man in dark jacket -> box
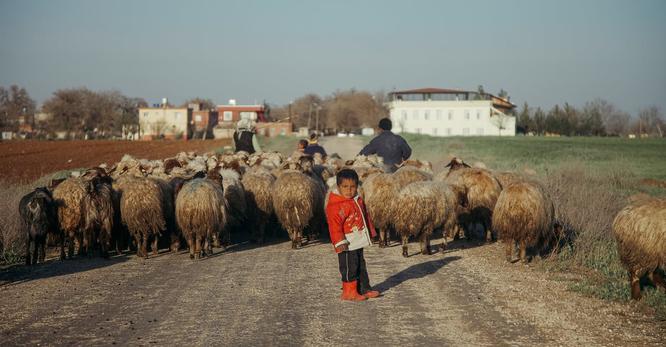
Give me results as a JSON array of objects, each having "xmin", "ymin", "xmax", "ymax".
[
  {"xmin": 359, "ymin": 118, "xmax": 411, "ymax": 172},
  {"xmin": 303, "ymin": 133, "xmax": 327, "ymax": 159}
]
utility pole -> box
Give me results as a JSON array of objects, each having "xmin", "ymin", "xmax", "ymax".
[{"xmin": 315, "ymin": 104, "xmax": 321, "ymax": 135}]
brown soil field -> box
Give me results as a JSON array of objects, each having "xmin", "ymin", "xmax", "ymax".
[{"xmin": 0, "ymin": 139, "xmax": 232, "ymax": 184}]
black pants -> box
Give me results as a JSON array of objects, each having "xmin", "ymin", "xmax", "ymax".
[{"xmin": 338, "ymin": 248, "xmax": 372, "ymax": 294}]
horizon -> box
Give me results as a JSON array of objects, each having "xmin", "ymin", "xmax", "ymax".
[{"xmin": 1, "ymin": 0, "xmax": 665, "ymax": 115}]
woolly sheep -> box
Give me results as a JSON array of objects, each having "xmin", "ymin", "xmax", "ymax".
[
  {"xmin": 392, "ymin": 181, "xmax": 457, "ymax": 257},
  {"xmin": 271, "ymin": 171, "xmax": 325, "ymax": 249},
  {"xmin": 361, "ymin": 173, "xmax": 400, "ymax": 248},
  {"xmin": 19, "ymin": 187, "xmax": 58, "ymax": 265},
  {"xmin": 52, "ymin": 177, "xmax": 87, "ymax": 259},
  {"xmin": 492, "ymin": 181, "xmax": 555, "ymax": 263},
  {"xmin": 82, "ymin": 176, "xmax": 115, "ymax": 258},
  {"xmin": 115, "ymin": 177, "xmax": 167, "ymax": 258},
  {"xmin": 612, "ymin": 197, "xmax": 666, "ymax": 300},
  {"xmin": 176, "ymin": 178, "xmax": 228, "ymax": 259},
  {"xmin": 435, "ymin": 166, "xmax": 501, "ymax": 242},
  {"xmin": 242, "ymin": 168, "xmax": 276, "ymax": 243}
]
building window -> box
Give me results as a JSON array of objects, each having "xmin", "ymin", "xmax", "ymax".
[
  {"xmin": 433, "ymin": 128, "xmax": 438, "ymax": 135},
  {"xmin": 448, "ymin": 111, "xmax": 453, "ymax": 120},
  {"xmin": 402, "ymin": 110, "xmax": 407, "ymax": 120},
  {"xmin": 223, "ymin": 111, "xmax": 233, "ymax": 121},
  {"xmin": 436, "ymin": 110, "xmax": 442, "ymax": 120},
  {"xmin": 446, "ymin": 128, "xmax": 452, "ymax": 135},
  {"xmin": 175, "ymin": 112, "xmax": 181, "ymax": 120},
  {"xmin": 412, "ymin": 110, "xmax": 418, "ymax": 120},
  {"xmin": 280, "ymin": 128, "xmax": 286, "ymax": 136},
  {"xmin": 463, "ymin": 128, "xmax": 470, "ymax": 135},
  {"xmin": 195, "ymin": 115, "xmax": 202, "ymax": 122},
  {"xmin": 424, "ymin": 110, "xmax": 430, "ymax": 120},
  {"xmin": 476, "ymin": 110, "xmax": 481, "ymax": 120},
  {"xmin": 465, "ymin": 110, "xmax": 470, "ymax": 120},
  {"xmin": 477, "ymin": 128, "xmax": 484, "ymax": 135},
  {"xmin": 143, "ymin": 112, "xmax": 149, "ymax": 118}
]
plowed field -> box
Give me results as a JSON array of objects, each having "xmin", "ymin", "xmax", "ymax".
[{"xmin": 0, "ymin": 140, "xmax": 231, "ymax": 184}]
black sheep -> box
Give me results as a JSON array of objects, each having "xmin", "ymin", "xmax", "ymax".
[{"xmin": 19, "ymin": 187, "xmax": 58, "ymax": 265}]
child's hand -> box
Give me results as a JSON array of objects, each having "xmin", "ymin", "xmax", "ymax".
[{"xmin": 336, "ymin": 244, "xmax": 348, "ymax": 252}]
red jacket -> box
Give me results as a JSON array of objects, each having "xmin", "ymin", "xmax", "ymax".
[{"xmin": 325, "ymin": 190, "xmax": 377, "ymax": 253}]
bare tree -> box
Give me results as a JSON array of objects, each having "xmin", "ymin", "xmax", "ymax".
[
  {"xmin": 637, "ymin": 106, "xmax": 664, "ymax": 137},
  {"xmin": 0, "ymin": 85, "xmax": 36, "ymax": 131},
  {"xmin": 180, "ymin": 97, "xmax": 215, "ymax": 110}
]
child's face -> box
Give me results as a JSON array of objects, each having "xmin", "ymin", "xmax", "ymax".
[{"xmin": 338, "ymin": 178, "xmax": 358, "ymax": 199}]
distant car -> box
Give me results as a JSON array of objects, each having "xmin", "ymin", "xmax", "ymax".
[
  {"xmin": 337, "ymin": 132, "xmax": 348, "ymax": 137},
  {"xmin": 348, "ymin": 133, "xmax": 355, "ymax": 137}
]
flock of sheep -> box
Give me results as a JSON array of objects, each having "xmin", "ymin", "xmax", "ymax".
[{"xmin": 18, "ymin": 148, "xmax": 666, "ymax": 300}]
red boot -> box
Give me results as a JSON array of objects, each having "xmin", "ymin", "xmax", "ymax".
[
  {"xmin": 341, "ymin": 281, "xmax": 367, "ymax": 301},
  {"xmin": 362, "ymin": 289, "xmax": 380, "ymax": 299}
]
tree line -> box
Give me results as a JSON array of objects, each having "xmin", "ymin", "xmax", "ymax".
[
  {"xmin": 515, "ymin": 99, "xmax": 664, "ymax": 137},
  {"xmin": 1, "ymin": 84, "xmax": 663, "ymax": 138}
]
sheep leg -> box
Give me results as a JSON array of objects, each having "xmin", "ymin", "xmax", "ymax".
[
  {"xmin": 519, "ymin": 239, "xmax": 528, "ymax": 263},
  {"xmin": 630, "ymin": 272, "xmax": 642, "ymax": 300},
  {"xmin": 134, "ymin": 234, "xmax": 142, "ymax": 258},
  {"xmin": 151, "ymin": 235, "xmax": 158, "ymax": 256},
  {"xmin": 401, "ymin": 235, "xmax": 409, "ymax": 258},
  {"xmin": 39, "ymin": 237, "xmax": 46, "ymax": 263},
  {"xmin": 420, "ymin": 233, "xmax": 431, "ymax": 255},
  {"xmin": 76, "ymin": 233, "xmax": 85, "ymax": 257},
  {"xmin": 187, "ymin": 234, "xmax": 194, "ymax": 259},
  {"xmin": 194, "ymin": 234, "xmax": 202, "ymax": 260},
  {"xmin": 441, "ymin": 233, "xmax": 448, "ymax": 251},
  {"xmin": 59, "ymin": 233, "xmax": 66, "ymax": 260},
  {"xmin": 505, "ymin": 241, "xmax": 514, "ymax": 263},
  {"xmin": 212, "ymin": 231, "xmax": 220, "ymax": 248},
  {"xmin": 170, "ymin": 232, "xmax": 180, "ymax": 253},
  {"xmin": 26, "ymin": 237, "xmax": 32, "ymax": 266},
  {"xmin": 67, "ymin": 234, "xmax": 75, "ymax": 259},
  {"xmin": 378, "ymin": 229, "xmax": 387, "ymax": 248},
  {"xmin": 141, "ymin": 234, "xmax": 148, "ymax": 259}
]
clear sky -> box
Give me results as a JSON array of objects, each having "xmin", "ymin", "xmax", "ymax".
[{"xmin": 1, "ymin": 0, "xmax": 664, "ymax": 114}]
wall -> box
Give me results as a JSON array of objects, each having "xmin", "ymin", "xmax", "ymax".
[{"xmin": 389, "ymin": 100, "xmax": 516, "ymax": 137}]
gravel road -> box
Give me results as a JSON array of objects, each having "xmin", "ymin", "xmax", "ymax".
[{"xmin": 1, "ymin": 137, "xmax": 663, "ymax": 346}]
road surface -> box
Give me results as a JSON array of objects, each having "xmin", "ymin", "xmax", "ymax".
[{"xmin": 1, "ymin": 137, "xmax": 663, "ymax": 346}]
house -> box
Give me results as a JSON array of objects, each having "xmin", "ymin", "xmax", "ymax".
[
  {"xmin": 214, "ymin": 99, "xmax": 292, "ymax": 138},
  {"xmin": 189, "ymin": 103, "xmax": 218, "ymax": 139},
  {"xmin": 388, "ymin": 88, "xmax": 516, "ymax": 137},
  {"xmin": 138, "ymin": 101, "xmax": 191, "ymax": 140}
]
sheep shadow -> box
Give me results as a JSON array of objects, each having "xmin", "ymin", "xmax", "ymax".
[
  {"xmin": 373, "ymin": 256, "xmax": 461, "ymax": 293},
  {"xmin": 0, "ymin": 254, "xmax": 130, "ymax": 287}
]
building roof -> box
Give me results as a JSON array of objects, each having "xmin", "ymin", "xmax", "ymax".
[{"xmin": 391, "ymin": 87, "xmax": 467, "ymax": 95}]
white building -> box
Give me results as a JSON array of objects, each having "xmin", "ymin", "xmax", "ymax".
[{"xmin": 388, "ymin": 88, "xmax": 516, "ymax": 137}]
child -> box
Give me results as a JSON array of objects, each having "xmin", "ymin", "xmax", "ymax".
[{"xmin": 325, "ymin": 169, "xmax": 380, "ymax": 301}]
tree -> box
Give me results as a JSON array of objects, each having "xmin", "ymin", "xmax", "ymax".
[
  {"xmin": 516, "ymin": 102, "xmax": 533, "ymax": 134},
  {"xmin": 533, "ymin": 107, "xmax": 546, "ymax": 135},
  {"xmin": 180, "ymin": 97, "xmax": 215, "ymax": 110},
  {"xmin": 580, "ymin": 100, "xmax": 606, "ymax": 136},
  {"xmin": 637, "ymin": 106, "xmax": 664, "ymax": 137},
  {"xmin": 0, "ymin": 85, "xmax": 36, "ymax": 131},
  {"xmin": 498, "ymin": 89, "xmax": 509, "ymax": 99},
  {"xmin": 491, "ymin": 109, "xmax": 511, "ymax": 136}
]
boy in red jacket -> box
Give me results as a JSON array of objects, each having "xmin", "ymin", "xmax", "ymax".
[{"xmin": 325, "ymin": 169, "xmax": 381, "ymax": 301}]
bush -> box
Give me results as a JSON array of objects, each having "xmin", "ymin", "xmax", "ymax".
[{"xmin": 0, "ymin": 180, "xmax": 32, "ymax": 264}]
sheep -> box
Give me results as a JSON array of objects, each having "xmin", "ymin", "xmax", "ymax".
[
  {"xmin": 492, "ymin": 171, "xmax": 526, "ymax": 189},
  {"xmin": 81, "ymin": 175, "xmax": 115, "ymax": 258},
  {"xmin": 612, "ymin": 196, "xmax": 666, "ymax": 300},
  {"xmin": 153, "ymin": 178, "xmax": 180, "ymax": 253},
  {"xmin": 397, "ymin": 159, "xmax": 433, "ymax": 173},
  {"xmin": 392, "ymin": 181, "xmax": 457, "ymax": 257},
  {"xmin": 115, "ymin": 177, "xmax": 167, "ymax": 258},
  {"xmin": 435, "ymin": 165, "xmax": 502, "ymax": 242},
  {"xmin": 52, "ymin": 177, "xmax": 87, "ymax": 259},
  {"xmin": 392, "ymin": 165, "xmax": 432, "ymax": 188},
  {"xmin": 492, "ymin": 181, "xmax": 556, "ymax": 264},
  {"xmin": 361, "ymin": 173, "xmax": 400, "ymax": 248},
  {"xmin": 175, "ymin": 178, "xmax": 228, "ymax": 259},
  {"xmin": 19, "ymin": 187, "xmax": 58, "ymax": 265},
  {"xmin": 208, "ymin": 166, "xmax": 246, "ymax": 247},
  {"xmin": 272, "ymin": 171, "xmax": 325, "ymax": 249},
  {"xmin": 242, "ymin": 168, "xmax": 276, "ymax": 243}
]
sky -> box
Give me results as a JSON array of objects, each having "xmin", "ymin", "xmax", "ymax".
[{"xmin": 1, "ymin": 0, "xmax": 665, "ymax": 115}]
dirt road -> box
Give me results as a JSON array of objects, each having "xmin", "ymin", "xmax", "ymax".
[{"xmin": 1, "ymin": 137, "xmax": 664, "ymax": 346}]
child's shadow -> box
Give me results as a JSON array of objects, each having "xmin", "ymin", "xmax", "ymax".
[{"xmin": 373, "ymin": 256, "xmax": 461, "ymax": 293}]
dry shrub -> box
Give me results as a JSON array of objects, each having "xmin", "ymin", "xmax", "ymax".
[
  {"xmin": 543, "ymin": 162, "xmax": 633, "ymax": 290},
  {"xmin": 0, "ymin": 181, "xmax": 33, "ymax": 263}
]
